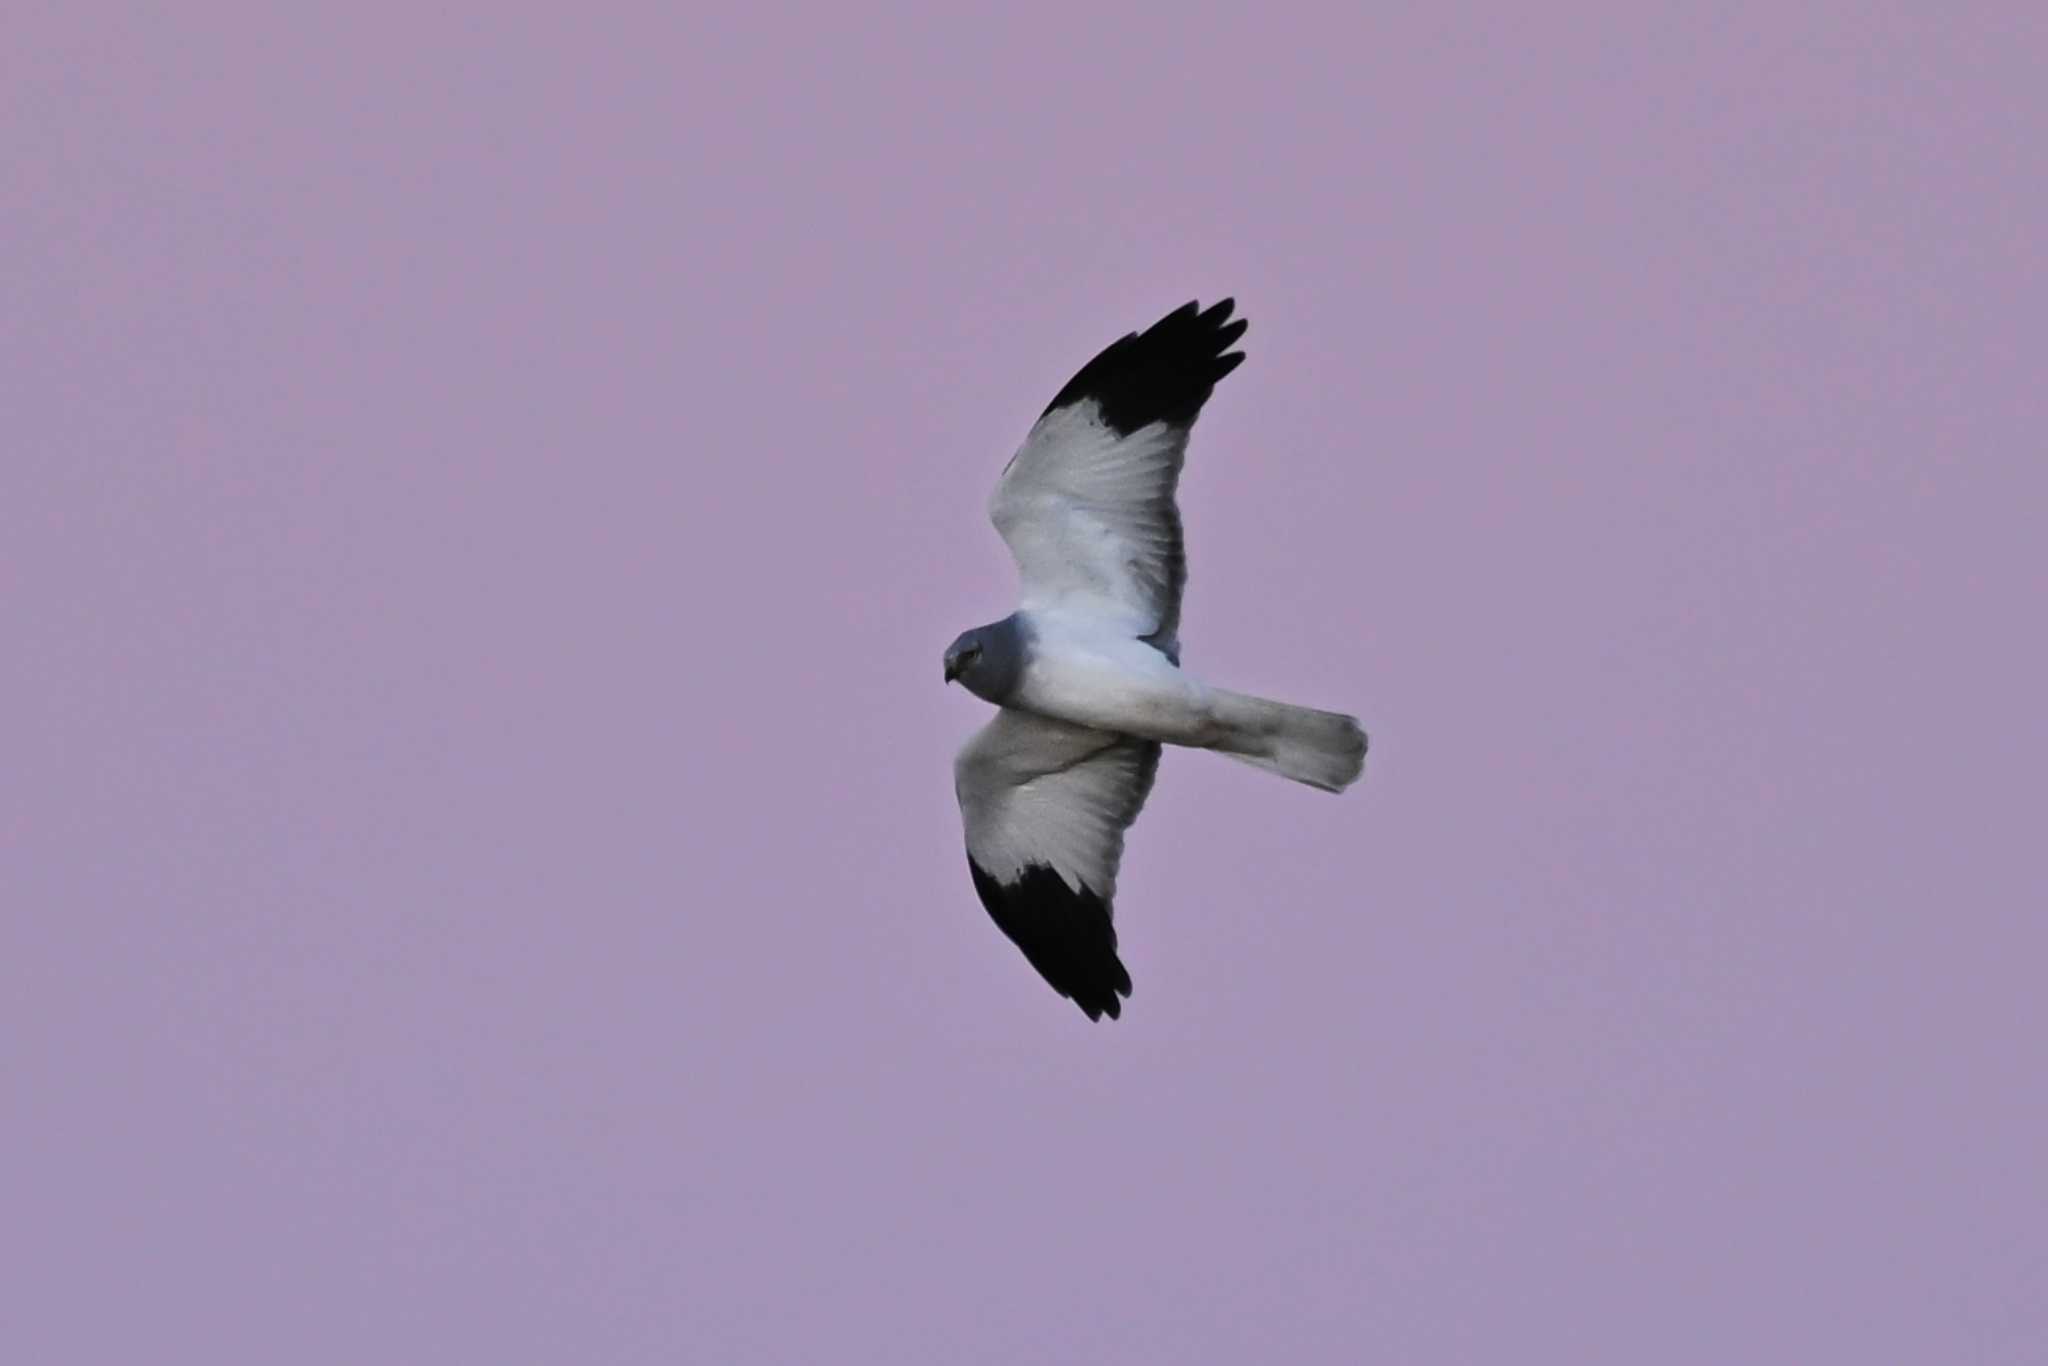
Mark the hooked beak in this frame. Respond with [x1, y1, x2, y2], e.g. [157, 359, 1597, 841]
[943, 655, 961, 684]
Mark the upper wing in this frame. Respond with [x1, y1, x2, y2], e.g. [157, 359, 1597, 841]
[989, 299, 1247, 656]
[954, 707, 1162, 1021]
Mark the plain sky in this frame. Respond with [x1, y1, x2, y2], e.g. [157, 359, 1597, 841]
[5, 4, 2044, 1362]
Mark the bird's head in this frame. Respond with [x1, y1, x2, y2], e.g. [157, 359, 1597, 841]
[942, 617, 1027, 703]
[942, 629, 982, 685]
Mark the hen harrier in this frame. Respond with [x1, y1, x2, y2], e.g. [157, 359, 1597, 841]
[944, 299, 1368, 1020]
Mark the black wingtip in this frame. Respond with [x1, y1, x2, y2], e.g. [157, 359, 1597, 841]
[1040, 297, 1250, 436]
[969, 860, 1134, 1022]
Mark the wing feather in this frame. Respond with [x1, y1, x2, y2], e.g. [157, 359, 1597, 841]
[989, 299, 1246, 654]
[954, 709, 1161, 1020]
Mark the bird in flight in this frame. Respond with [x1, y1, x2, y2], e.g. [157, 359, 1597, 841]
[945, 299, 1367, 1021]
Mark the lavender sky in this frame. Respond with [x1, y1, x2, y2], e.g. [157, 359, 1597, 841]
[5, 4, 2044, 1362]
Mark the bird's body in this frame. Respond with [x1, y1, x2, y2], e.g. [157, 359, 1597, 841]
[1010, 609, 1217, 747]
[945, 298, 1366, 1020]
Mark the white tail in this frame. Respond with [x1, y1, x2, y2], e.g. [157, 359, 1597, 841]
[1206, 689, 1368, 793]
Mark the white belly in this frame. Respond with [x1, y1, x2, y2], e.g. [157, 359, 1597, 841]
[1015, 614, 1218, 745]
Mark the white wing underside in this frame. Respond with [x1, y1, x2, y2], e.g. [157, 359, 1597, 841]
[953, 708, 1160, 900]
[990, 401, 1189, 648]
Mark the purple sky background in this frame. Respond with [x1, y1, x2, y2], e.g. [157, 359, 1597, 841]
[5, 4, 2044, 1361]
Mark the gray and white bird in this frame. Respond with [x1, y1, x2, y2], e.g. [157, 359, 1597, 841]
[945, 299, 1367, 1021]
